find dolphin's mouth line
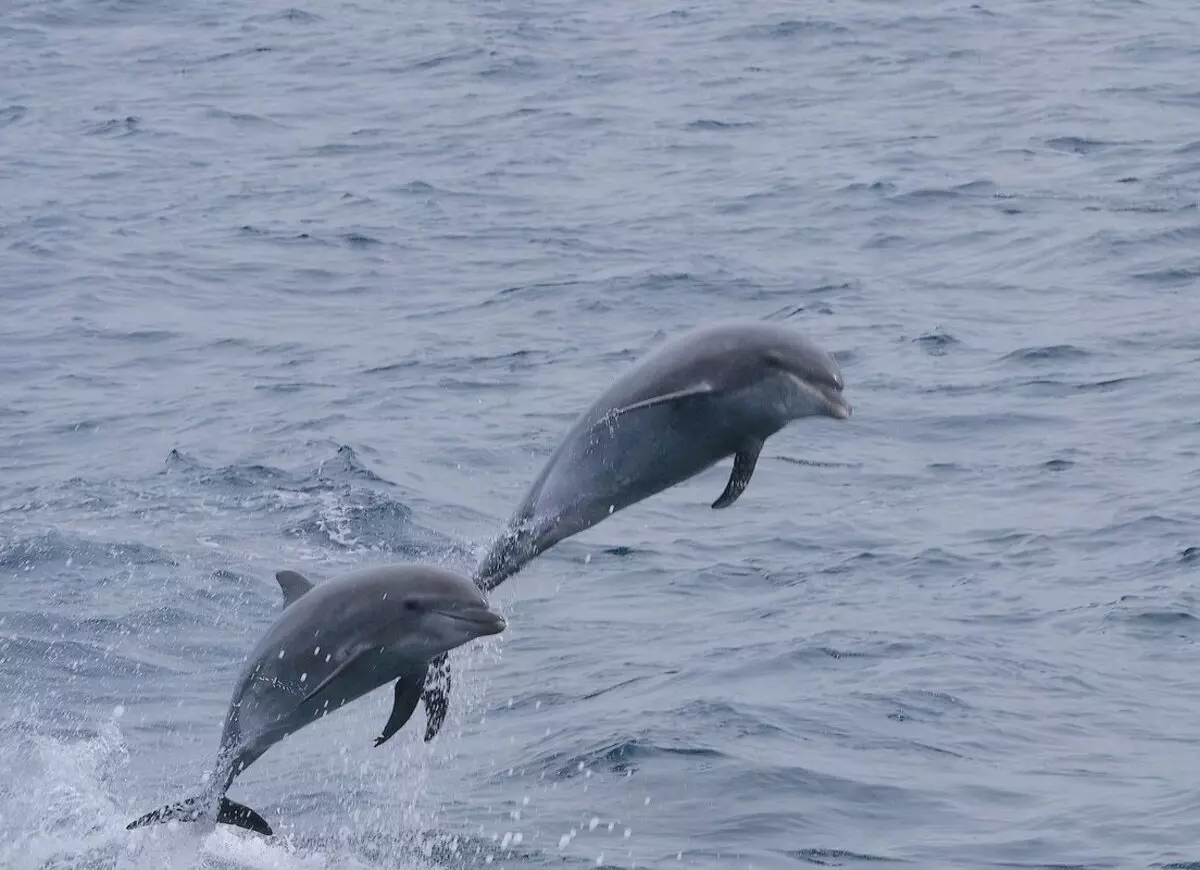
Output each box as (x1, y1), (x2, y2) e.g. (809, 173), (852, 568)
(786, 372), (852, 419)
(433, 608), (507, 633)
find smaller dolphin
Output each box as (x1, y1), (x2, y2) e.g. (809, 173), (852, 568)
(126, 564), (506, 837)
(417, 321), (850, 739)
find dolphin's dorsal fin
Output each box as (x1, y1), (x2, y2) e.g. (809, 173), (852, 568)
(592, 382), (716, 431)
(275, 570), (314, 606)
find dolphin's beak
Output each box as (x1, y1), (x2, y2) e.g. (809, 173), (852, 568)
(436, 605), (507, 636)
(816, 383), (852, 420)
(826, 393), (852, 420)
(787, 371), (852, 421)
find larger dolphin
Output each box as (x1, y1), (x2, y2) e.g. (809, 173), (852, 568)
(126, 564), (506, 836)
(418, 321), (851, 739)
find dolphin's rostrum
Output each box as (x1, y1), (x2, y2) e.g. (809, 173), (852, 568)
(126, 564), (506, 836)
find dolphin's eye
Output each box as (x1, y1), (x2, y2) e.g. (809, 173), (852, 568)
(403, 600), (421, 612)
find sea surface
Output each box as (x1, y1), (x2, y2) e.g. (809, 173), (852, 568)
(3, 0), (1200, 867)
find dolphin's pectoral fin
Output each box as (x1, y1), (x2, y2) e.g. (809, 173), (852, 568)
(300, 647), (373, 706)
(421, 652), (452, 742)
(275, 570), (315, 607)
(594, 383), (716, 429)
(374, 667), (428, 747)
(712, 438), (764, 509)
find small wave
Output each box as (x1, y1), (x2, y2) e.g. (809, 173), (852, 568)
(1045, 135), (1117, 154)
(887, 187), (965, 205)
(785, 846), (900, 865)
(340, 232), (382, 248)
(1131, 265), (1200, 286)
(163, 445), (389, 491)
(526, 736), (724, 780)
(686, 119), (756, 131)
(1000, 344), (1091, 364)
(246, 7), (323, 24)
(0, 104), (28, 127)
(312, 445), (390, 486)
(731, 19), (850, 40)
(840, 180), (897, 195)
(281, 490), (466, 562)
(197, 45), (273, 65)
(1042, 458), (1074, 471)
(914, 330), (961, 355)
(204, 108), (284, 127)
(238, 224), (338, 246)
(478, 54), (541, 80)
(85, 116), (140, 137)
(0, 529), (174, 572)
(1127, 610), (1197, 624)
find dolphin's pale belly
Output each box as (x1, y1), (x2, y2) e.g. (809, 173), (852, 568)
(530, 395), (765, 542)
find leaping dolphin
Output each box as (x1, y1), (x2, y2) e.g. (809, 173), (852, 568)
(418, 321), (851, 740)
(126, 564), (506, 836)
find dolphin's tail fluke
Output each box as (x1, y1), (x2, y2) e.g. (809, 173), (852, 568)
(126, 795), (273, 837)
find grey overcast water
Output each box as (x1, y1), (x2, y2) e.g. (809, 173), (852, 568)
(3, 0), (1200, 868)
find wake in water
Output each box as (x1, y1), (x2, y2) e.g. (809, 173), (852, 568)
(0, 684), (522, 870)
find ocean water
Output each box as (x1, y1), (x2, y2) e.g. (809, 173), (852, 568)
(3, 0), (1200, 867)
